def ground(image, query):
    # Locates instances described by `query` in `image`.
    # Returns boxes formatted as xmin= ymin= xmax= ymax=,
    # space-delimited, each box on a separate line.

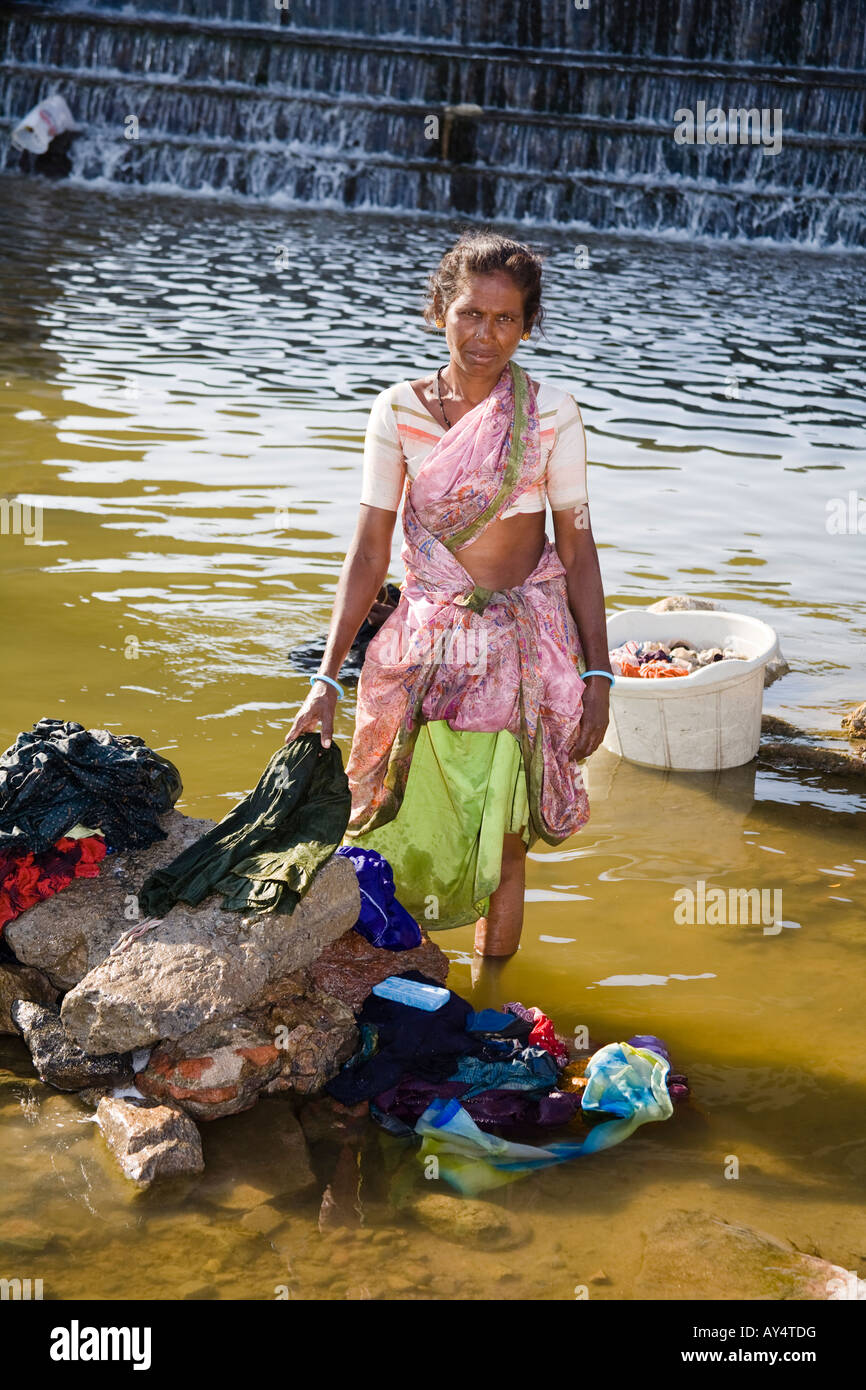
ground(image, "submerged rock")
xmin=96 ymin=1094 xmax=204 ymax=1185
xmin=306 ymin=929 xmax=449 ymax=1011
xmin=0 ymin=961 xmax=59 ymax=1033
xmin=137 ymin=1017 xmax=282 ymax=1121
xmin=10 ymin=999 xmax=133 ymax=1092
xmin=60 ymin=851 xmax=359 ymax=1054
xmin=636 ymin=1209 xmax=866 ymax=1300
xmin=406 ymin=1193 xmax=530 ymax=1251
xmin=759 ymin=740 xmax=866 ymax=777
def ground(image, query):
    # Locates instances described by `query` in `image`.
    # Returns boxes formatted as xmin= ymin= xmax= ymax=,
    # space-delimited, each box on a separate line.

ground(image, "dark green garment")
xmin=136 ymin=734 xmax=351 ymax=918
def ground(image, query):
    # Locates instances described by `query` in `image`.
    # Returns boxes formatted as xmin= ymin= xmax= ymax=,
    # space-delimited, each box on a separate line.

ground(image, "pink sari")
xmin=345 ymin=361 xmax=590 ymax=846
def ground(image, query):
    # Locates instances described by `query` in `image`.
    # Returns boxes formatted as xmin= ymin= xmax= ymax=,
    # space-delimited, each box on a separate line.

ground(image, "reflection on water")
xmin=0 ymin=178 xmax=864 ymax=1299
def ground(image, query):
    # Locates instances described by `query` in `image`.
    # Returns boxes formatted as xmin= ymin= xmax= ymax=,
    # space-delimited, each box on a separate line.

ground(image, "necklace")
xmin=436 ymin=366 xmax=453 ymax=430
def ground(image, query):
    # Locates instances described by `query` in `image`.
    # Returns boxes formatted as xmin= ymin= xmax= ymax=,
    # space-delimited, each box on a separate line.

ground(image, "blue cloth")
xmin=448 ymin=1047 xmax=558 ymax=1098
xmin=415 ymin=1042 xmax=674 ymax=1195
xmin=466 ymin=1008 xmax=529 ymax=1037
xmin=335 ymin=845 xmax=422 ymax=951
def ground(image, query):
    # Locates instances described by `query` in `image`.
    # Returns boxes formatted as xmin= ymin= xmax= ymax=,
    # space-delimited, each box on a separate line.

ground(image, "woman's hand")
xmin=285 ymin=682 xmax=339 ymax=749
xmin=571 ymin=678 xmax=610 ymax=760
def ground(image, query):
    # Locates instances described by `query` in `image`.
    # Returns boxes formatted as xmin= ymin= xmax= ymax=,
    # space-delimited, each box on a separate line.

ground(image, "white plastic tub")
xmin=602 ymin=608 xmax=780 ymax=771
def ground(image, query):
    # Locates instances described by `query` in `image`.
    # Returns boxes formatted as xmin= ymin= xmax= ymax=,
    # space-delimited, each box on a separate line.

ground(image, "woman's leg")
xmin=473 ymin=832 xmax=527 ymax=958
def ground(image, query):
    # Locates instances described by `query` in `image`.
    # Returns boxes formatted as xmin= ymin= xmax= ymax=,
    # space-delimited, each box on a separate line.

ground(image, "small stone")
xmin=588 ymin=1269 xmax=611 ymax=1284
xmin=96 ymin=1095 xmax=204 ymax=1186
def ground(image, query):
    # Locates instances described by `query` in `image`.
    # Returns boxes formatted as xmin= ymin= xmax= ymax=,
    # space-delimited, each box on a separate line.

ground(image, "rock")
xmin=60 ymin=850 xmax=359 ymax=1054
xmin=137 ymin=1016 xmax=282 ymax=1120
xmin=759 ymin=741 xmax=866 ymax=777
xmin=406 ymin=1193 xmax=530 ymax=1251
xmin=0 ymin=961 xmax=59 ymax=1032
xmin=204 ymin=1180 xmax=276 ymax=1212
xmin=761 ymin=713 xmax=804 ymax=738
xmin=96 ymin=1095 xmax=204 ymax=1185
xmin=239 ymin=1203 xmax=286 ymax=1237
xmin=10 ymin=1000 xmax=133 ymax=1092
xmin=842 ymin=702 xmax=866 ymax=739
xmin=635 ymin=1210 xmax=866 ymax=1300
xmin=647 ymin=596 xmax=720 ymax=612
xmin=252 ymin=980 xmax=358 ymax=1096
xmin=306 ymin=929 xmax=449 ymax=1011
xmin=6 ymin=810 xmax=214 ymax=989
xmin=2 ymin=1217 xmax=54 ymax=1255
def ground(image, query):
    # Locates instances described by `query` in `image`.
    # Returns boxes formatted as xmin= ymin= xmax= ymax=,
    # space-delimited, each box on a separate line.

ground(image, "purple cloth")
xmin=372 ymin=1075 xmax=582 ymax=1132
xmin=335 ymin=844 xmax=422 ymax=950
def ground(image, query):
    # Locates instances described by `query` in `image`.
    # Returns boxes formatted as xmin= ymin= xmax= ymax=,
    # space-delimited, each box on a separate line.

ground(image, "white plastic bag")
xmin=11 ymin=94 xmax=81 ymax=154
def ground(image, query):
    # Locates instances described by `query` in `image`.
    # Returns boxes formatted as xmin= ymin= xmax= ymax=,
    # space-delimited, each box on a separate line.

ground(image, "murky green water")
xmin=1 ymin=177 xmax=864 ymax=1300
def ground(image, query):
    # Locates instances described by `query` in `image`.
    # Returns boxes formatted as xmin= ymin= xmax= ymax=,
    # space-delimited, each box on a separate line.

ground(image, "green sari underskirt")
xmin=343 ymin=719 xmax=534 ymax=932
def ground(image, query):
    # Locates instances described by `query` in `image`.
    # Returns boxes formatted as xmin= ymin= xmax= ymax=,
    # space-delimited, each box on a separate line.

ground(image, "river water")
xmin=1 ymin=175 xmax=864 ymax=1301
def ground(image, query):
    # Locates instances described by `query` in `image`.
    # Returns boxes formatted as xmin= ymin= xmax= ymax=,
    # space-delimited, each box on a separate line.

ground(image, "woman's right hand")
xmin=285 ymin=681 xmax=338 ymax=748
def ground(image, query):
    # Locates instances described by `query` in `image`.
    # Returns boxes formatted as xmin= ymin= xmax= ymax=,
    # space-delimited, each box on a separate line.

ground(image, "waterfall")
xmin=1 ymin=0 xmax=863 ymax=247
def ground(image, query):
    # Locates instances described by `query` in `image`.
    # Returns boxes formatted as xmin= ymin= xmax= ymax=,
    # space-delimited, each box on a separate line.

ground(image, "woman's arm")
xmin=551 ymin=503 xmax=611 ymax=759
xmin=285 ymin=503 xmax=397 ymax=747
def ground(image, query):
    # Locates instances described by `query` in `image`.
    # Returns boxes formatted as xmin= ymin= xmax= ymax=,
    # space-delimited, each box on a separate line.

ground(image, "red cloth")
xmin=0 ymin=834 xmax=107 ymax=933
xmin=526 ymin=1007 xmax=571 ymax=1067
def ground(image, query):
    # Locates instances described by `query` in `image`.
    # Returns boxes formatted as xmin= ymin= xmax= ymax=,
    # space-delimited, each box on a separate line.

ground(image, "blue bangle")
xmin=582 ymin=669 xmax=616 ymax=686
xmin=309 ymin=673 xmax=344 ymax=700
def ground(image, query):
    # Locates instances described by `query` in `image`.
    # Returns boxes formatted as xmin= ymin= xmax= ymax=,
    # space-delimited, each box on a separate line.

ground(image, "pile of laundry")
xmin=0 ymin=717 xmax=182 ymax=935
xmin=609 ymin=638 xmax=747 ymax=679
xmin=326 ymin=970 xmax=689 ymax=1196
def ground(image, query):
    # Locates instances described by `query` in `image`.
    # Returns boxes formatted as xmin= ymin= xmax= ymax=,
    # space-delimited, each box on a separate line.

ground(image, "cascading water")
xmin=0 ymin=0 xmax=863 ymax=246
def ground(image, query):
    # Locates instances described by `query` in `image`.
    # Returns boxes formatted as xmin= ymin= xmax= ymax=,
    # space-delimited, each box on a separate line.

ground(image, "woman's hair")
xmin=423 ymin=229 xmax=545 ymax=334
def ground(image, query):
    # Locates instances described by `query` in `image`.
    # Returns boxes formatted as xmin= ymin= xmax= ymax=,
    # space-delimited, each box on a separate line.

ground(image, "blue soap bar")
xmin=371 ymin=976 xmax=450 ymax=1012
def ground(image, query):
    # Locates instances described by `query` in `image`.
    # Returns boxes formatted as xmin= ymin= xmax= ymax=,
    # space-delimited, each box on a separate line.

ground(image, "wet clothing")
xmin=0 ymin=717 xmax=182 ymax=856
xmin=334 ymin=844 xmax=422 ymax=951
xmin=325 ymin=971 xmax=477 ymax=1104
xmin=0 ymin=832 xmax=106 ymax=934
xmin=137 ymin=733 xmax=350 ymax=918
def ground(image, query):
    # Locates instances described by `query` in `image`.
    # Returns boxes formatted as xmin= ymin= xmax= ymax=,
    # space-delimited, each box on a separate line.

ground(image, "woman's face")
xmin=443 ymin=271 xmax=528 ymax=376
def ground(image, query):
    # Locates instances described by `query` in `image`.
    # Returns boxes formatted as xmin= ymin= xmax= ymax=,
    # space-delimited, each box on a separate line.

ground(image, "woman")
xmin=285 ymin=231 xmax=612 ymax=959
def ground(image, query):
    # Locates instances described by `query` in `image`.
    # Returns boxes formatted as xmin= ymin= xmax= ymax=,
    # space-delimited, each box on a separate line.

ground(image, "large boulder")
xmin=59 ymin=851 xmax=360 ymax=1055
xmin=96 ymin=1095 xmax=204 ymax=1185
xmin=636 ymin=1209 xmax=866 ymax=1300
xmin=0 ymin=961 xmax=59 ymax=1033
xmin=10 ymin=999 xmax=133 ymax=1092
xmin=137 ymin=1017 xmax=282 ymax=1121
xmin=305 ymin=930 xmax=449 ymax=1011
xmin=5 ymin=811 xmax=213 ymax=989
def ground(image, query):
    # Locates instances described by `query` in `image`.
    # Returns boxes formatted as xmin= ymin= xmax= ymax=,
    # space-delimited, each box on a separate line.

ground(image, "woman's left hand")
xmin=571 ymin=678 xmax=610 ymax=760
